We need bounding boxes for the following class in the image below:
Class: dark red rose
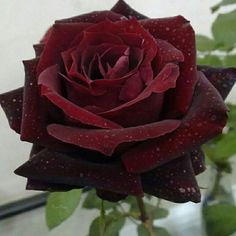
[1,0,235,203]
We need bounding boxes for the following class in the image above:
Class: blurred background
[0,0,235,235]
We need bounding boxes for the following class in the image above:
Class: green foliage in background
[197,1,236,68]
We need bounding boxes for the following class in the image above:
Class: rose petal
[47,119,180,156]
[155,39,184,70]
[122,72,228,173]
[111,0,147,20]
[33,44,45,57]
[20,59,75,151]
[141,16,197,116]
[96,189,127,202]
[107,48,130,79]
[26,145,82,191]
[119,33,144,47]
[56,10,126,23]
[15,149,143,196]
[77,31,123,51]
[119,72,144,102]
[62,74,122,112]
[190,148,206,175]
[100,93,164,127]
[21,58,44,141]
[142,155,201,203]
[38,65,122,129]
[0,87,23,133]
[101,63,179,118]
[37,23,91,76]
[198,66,236,100]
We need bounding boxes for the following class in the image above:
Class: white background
[0,0,235,235]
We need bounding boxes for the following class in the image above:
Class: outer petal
[38,65,122,129]
[0,87,23,133]
[37,23,91,76]
[198,66,236,100]
[15,149,143,196]
[142,155,201,203]
[141,16,197,116]
[190,148,206,175]
[26,145,79,191]
[56,10,126,24]
[20,59,75,151]
[47,119,180,156]
[33,44,45,57]
[111,0,147,20]
[20,58,44,141]
[122,72,228,173]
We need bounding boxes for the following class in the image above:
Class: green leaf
[203,204,236,236]
[104,217,125,236]
[197,55,223,67]
[212,9,236,48]
[83,190,115,210]
[154,227,171,236]
[145,204,169,219]
[213,132,236,161]
[227,104,236,130]
[212,0,236,12]
[88,217,100,236]
[137,224,149,236]
[125,196,139,212]
[223,54,236,67]
[46,189,81,230]
[196,35,216,52]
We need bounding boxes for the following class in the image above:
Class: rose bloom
[1,0,235,203]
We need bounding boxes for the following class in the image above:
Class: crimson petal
[15,149,143,196]
[142,155,201,203]
[198,66,236,100]
[122,72,228,173]
[111,0,147,20]
[0,87,23,133]
[190,148,206,175]
[33,44,45,57]
[26,145,79,191]
[20,58,44,142]
[141,16,197,116]
[56,10,126,24]
[101,63,179,117]
[47,120,180,156]
[38,65,122,129]
[20,59,74,151]
[37,23,91,76]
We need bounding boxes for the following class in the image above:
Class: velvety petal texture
[0,0,234,203]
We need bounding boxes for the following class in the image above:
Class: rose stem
[136,196,155,236]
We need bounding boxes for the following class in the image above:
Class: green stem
[211,168,222,197]
[99,200,106,236]
[136,196,155,236]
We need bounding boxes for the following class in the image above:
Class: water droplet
[179,188,185,193]
[211,115,217,121]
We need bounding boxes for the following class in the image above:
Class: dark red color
[1,0,235,203]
